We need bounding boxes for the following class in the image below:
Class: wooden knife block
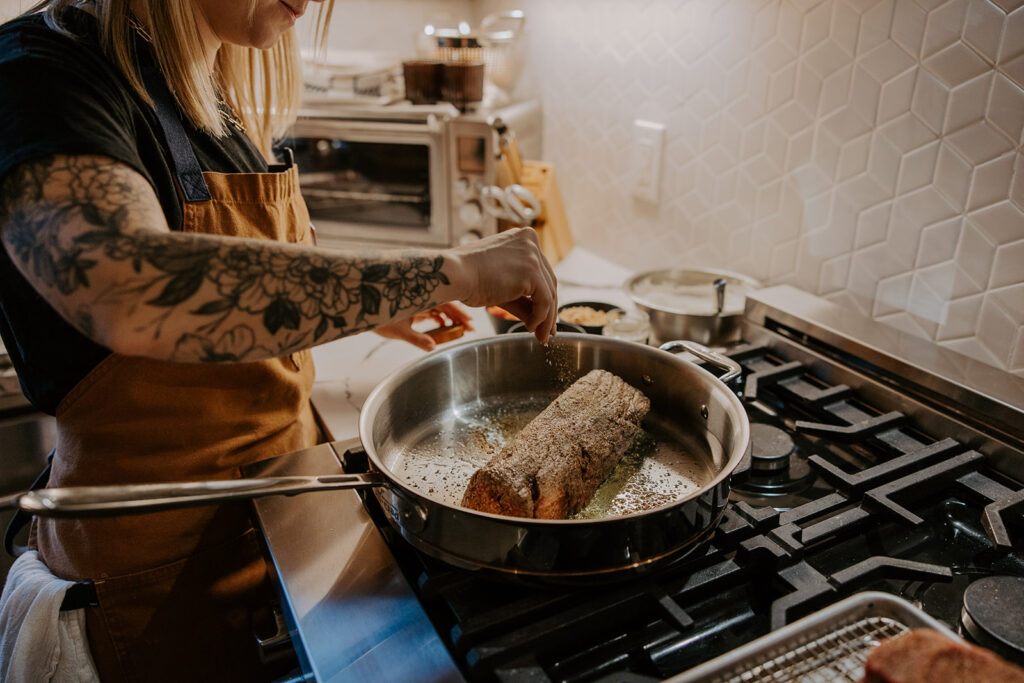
[498,160,574,265]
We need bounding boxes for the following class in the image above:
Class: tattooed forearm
[0,155,460,362]
[109,232,449,361]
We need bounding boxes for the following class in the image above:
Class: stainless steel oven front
[285,101,540,250]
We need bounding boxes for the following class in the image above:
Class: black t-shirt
[0,7,270,415]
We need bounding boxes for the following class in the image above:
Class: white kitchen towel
[0,550,99,683]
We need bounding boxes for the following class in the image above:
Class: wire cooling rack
[722,616,908,682]
[671,592,960,683]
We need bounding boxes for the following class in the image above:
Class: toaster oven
[283,100,541,250]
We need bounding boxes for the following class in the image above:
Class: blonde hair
[25,0,334,159]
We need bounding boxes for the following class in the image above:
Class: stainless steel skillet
[3,335,749,577]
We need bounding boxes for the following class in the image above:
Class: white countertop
[310,246,635,440]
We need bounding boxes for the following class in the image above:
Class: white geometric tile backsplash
[475,0,1024,377]
[3,0,1019,377]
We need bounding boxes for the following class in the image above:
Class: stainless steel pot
[625,268,760,346]
[3,335,750,578]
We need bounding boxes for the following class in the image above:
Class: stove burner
[731,422,816,501]
[750,423,795,473]
[961,575,1024,665]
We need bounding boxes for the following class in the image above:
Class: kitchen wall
[0,0,29,22]
[470,0,1023,378]
[3,1,1020,378]
[299,0,471,56]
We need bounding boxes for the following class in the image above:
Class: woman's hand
[446,228,557,344]
[372,303,474,351]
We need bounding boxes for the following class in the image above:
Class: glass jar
[602,308,651,345]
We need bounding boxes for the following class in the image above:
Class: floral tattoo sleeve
[0,155,451,362]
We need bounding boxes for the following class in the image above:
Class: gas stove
[246,285,1024,682]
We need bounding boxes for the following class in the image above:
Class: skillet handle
[660,340,742,385]
[0,493,22,512]
[13,473,389,518]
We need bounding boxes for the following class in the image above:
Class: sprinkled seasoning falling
[542,338,578,387]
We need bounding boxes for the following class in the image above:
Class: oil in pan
[392,393,711,519]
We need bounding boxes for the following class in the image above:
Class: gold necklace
[127,12,246,134]
[216,93,247,134]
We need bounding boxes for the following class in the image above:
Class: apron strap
[270,146,294,171]
[140,66,212,204]
[4,449,52,559]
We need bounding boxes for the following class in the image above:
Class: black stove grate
[352,344,1024,682]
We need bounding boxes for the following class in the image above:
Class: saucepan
[625,268,760,346]
[2,334,750,578]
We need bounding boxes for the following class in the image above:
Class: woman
[0,0,556,680]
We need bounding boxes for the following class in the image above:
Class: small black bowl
[557,301,621,335]
[507,321,586,335]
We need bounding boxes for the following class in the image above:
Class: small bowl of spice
[557,301,621,335]
[486,305,520,334]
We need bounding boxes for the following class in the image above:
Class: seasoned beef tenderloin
[461,369,650,519]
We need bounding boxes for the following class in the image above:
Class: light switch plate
[632,119,665,203]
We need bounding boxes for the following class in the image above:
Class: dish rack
[300,50,403,106]
[671,592,960,683]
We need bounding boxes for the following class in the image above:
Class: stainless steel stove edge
[743,286,1024,474]
[244,442,464,683]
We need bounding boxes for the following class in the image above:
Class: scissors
[479,183,542,226]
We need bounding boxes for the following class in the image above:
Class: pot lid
[625,269,760,316]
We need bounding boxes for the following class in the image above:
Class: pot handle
[6,473,389,518]
[660,340,742,385]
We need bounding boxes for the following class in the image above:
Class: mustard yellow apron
[35,67,318,682]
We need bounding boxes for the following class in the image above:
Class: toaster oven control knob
[459,200,483,228]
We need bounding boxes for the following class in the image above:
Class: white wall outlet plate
[632,119,665,203]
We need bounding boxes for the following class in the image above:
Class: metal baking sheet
[670,591,960,683]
